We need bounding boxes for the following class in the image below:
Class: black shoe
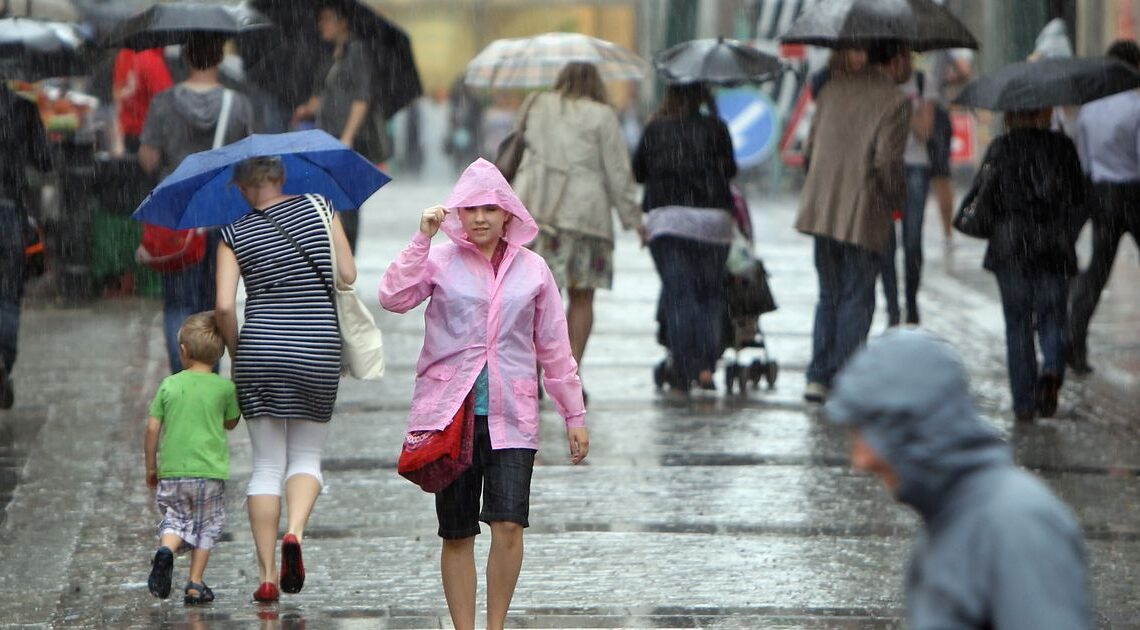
[184,581,214,605]
[148,547,174,599]
[1066,346,1094,376]
[0,363,12,410]
[905,309,920,326]
[1015,410,1036,423]
[1036,373,1061,418]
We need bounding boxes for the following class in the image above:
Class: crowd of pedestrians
[6,11,1140,629]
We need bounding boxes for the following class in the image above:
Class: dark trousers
[0,202,23,374]
[996,268,1068,415]
[881,165,930,324]
[807,236,879,387]
[1069,182,1140,362]
[650,236,729,387]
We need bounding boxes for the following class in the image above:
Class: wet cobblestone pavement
[1,179,1138,628]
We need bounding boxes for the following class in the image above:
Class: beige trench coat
[794,69,910,254]
[512,92,640,242]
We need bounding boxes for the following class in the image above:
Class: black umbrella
[654,37,784,86]
[102,2,271,50]
[954,57,1140,111]
[0,17,93,80]
[780,0,978,52]
[240,0,422,118]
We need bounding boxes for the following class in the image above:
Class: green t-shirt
[148,370,240,480]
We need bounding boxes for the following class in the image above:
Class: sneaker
[804,382,828,404]
[147,547,174,599]
[0,363,13,410]
[279,533,305,594]
[1036,373,1061,418]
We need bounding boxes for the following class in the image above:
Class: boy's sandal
[184,581,215,605]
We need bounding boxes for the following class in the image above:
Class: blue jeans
[995,268,1068,415]
[807,236,879,387]
[0,203,23,374]
[650,236,729,387]
[160,232,219,373]
[881,165,930,324]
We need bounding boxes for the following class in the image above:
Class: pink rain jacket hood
[380,159,585,450]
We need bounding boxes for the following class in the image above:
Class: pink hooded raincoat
[379,159,586,450]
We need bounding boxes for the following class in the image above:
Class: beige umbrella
[465,32,647,89]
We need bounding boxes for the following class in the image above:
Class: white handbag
[307,194,385,381]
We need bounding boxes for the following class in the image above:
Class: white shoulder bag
[307,194,385,380]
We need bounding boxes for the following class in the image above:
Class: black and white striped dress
[220,195,340,423]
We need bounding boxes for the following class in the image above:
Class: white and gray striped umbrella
[465,32,647,89]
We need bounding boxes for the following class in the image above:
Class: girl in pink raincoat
[379,158,588,630]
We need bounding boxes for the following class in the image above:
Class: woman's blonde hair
[179,311,225,365]
[233,156,285,187]
[553,62,609,105]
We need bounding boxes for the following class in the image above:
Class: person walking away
[965,109,1084,421]
[632,83,737,393]
[926,49,972,248]
[880,60,936,326]
[380,159,588,630]
[215,157,357,602]
[513,62,641,396]
[443,76,484,173]
[144,312,240,604]
[0,83,52,410]
[794,40,911,403]
[1068,40,1140,375]
[826,328,1092,630]
[292,3,383,251]
[139,33,255,374]
[112,48,172,155]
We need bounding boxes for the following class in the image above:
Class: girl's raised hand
[419,205,448,238]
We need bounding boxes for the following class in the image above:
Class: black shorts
[928,106,953,178]
[435,415,537,539]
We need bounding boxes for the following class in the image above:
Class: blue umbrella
[132,129,391,229]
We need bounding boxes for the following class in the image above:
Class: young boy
[144,311,240,604]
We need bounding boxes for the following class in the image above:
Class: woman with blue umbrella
[133,129,388,601]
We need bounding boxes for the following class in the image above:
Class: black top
[0,87,52,206]
[632,114,737,212]
[976,129,1086,275]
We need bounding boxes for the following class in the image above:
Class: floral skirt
[530,230,613,290]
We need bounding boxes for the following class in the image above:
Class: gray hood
[825,328,1012,520]
[169,84,228,131]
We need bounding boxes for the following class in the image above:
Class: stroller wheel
[724,364,736,394]
[748,359,764,386]
[653,360,668,389]
[766,361,779,388]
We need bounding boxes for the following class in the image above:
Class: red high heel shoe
[253,581,279,603]
[280,533,305,594]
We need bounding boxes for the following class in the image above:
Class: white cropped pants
[245,417,331,496]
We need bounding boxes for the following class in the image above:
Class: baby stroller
[652,187,779,393]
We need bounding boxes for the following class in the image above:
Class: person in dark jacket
[964,109,1085,421]
[633,83,737,393]
[0,84,53,409]
[827,328,1092,630]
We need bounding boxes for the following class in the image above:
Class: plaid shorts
[530,230,614,290]
[435,415,536,539]
[155,478,226,551]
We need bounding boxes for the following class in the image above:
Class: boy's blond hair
[179,312,225,365]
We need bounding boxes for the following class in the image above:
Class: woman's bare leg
[567,288,595,366]
[486,521,524,630]
[441,537,477,630]
[284,473,321,540]
[247,495,280,583]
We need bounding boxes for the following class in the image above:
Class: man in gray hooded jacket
[826,328,1091,629]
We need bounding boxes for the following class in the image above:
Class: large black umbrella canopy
[654,37,785,86]
[240,0,422,118]
[954,57,1140,111]
[0,17,93,80]
[780,0,978,52]
[102,2,271,50]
